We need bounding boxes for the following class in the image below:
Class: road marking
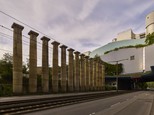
[110,102,120,107]
[89,112,95,115]
[134,96,137,98]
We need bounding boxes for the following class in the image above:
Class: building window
[140,33,145,39]
[130,55,135,60]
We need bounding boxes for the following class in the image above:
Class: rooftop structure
[89,11,154,74]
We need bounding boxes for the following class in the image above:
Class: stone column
[28,30,39,93]
[67,48,74,92]
[102,64,105,90]
[99,61,102,90]
[74,51,80,92]
[60,45,67,92]
[85,56,89,91]
[96,60,99,90]
[89,58,93,91]
[93,60,96,91]
[52,41,60,93]
[41,36,50,93]
[12,23,24,93]
[80,54,85,91]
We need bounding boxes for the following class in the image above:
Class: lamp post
[109,58,128,92]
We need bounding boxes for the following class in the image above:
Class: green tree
[0,53,13,84]
[145,32,154,45]
[0,53,13,96]
[94,55,123,76]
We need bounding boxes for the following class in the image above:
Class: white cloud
[77,0,100,21]
[0,0,154,62]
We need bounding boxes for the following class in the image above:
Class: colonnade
[12,23,105,93]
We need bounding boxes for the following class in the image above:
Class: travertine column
[74,51,80,92]
[60,45,67,92]
[28,30,39,93]
[41,36,50,93]
[80,54,85,91]
[93,60,96,90]
[96,60,99,90]
[85,56,89,91]
[102,64,105,90]
[52,41,60,93]
[67,48,74,92]
[12,23,24,93]
[89,58,93,91]
[99,61,102,90]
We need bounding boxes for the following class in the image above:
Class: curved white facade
[101,47,144,74]
[146,11,154,35]
[100,44,154,74]
[89,11,154,75]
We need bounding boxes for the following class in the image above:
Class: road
[26,91,154,115]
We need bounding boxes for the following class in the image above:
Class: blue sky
[0,0,154,65]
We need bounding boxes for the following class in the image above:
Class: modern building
[89,11,154,75]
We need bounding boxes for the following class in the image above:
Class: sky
[0,0,154,65]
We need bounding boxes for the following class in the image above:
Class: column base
[52,86,59,93]
[68,86,74,92]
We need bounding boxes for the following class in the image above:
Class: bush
[0,84,13,96]
[105,85,116,90]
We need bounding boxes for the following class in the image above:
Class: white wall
[146,24,154,35]
[146,11,154,35]
[117,29,134,41]
[101,48,144,74]
[145,45,154,71]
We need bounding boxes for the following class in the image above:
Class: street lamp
[109,58,129,92]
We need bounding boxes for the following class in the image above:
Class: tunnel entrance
[105,76,133,90]
[105,66,154,90]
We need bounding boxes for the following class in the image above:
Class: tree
[0,53,13,84]
[0,53,29,84]
[145,32,154,45]
[94,55,123,76]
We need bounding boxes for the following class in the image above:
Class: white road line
[89,112,95,115]
[110,102,120,107]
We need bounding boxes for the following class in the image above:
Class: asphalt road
[26,91,154,115]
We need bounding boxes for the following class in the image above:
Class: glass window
[130,55,135,60]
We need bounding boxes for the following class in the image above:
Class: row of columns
[12,23,105,93]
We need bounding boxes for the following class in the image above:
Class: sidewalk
[0,90,115,103]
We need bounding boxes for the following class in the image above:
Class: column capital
[51,41,60,45]
[11,23,24,30]
[80,54,85,57]
[41,36,50,41]
[28,30,39,37]
[85,56,89,59]
[97,59,102,63]
[60,45,68,49]
[67,48,74,52]
[93,59,97,62]
[74,51,80,55]
[89,58,93,61]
